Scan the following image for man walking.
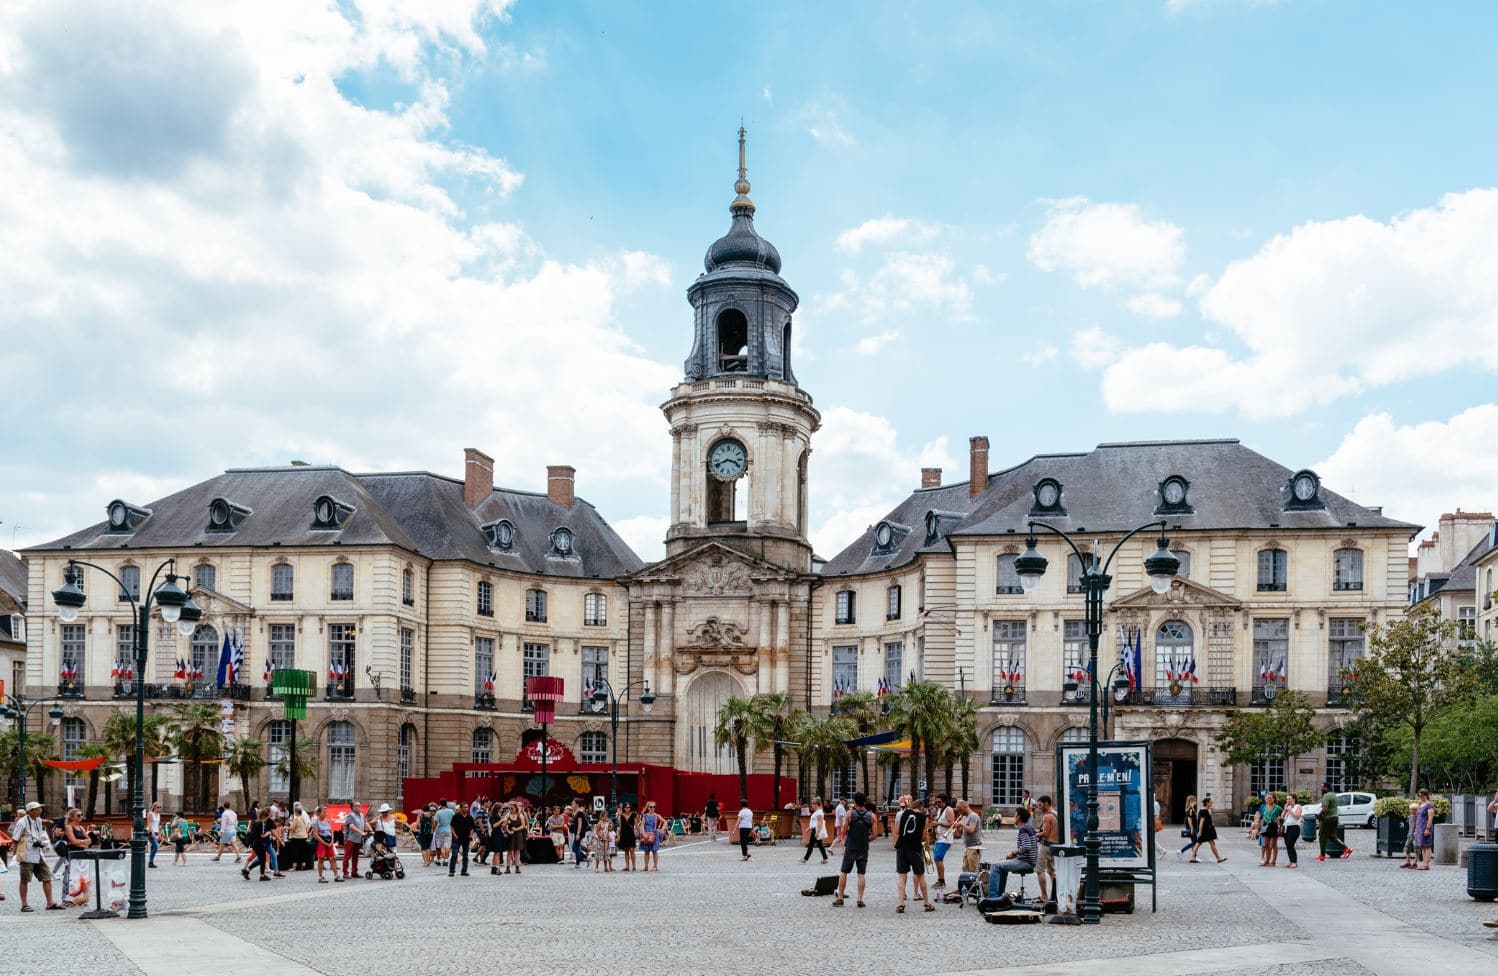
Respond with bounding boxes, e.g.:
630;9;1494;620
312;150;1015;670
832;797;848;852
704;793;720;841
341;803;366;880
1034;796;1058;907
832;793;874;908
449;802;473;877
12;802;59;912
802;800;829;863
1315;782;1346;861
894;794;933;913
930;795;955;889
213;801;241;863
570;800;591;868
736;797;754;861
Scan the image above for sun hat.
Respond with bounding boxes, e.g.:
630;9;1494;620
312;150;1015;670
25;801;43;811
378;803;392;813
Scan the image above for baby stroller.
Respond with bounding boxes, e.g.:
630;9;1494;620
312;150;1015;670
365;837;406;880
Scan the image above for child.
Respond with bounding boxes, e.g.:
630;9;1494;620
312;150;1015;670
595;817;616;873
169;812;193;866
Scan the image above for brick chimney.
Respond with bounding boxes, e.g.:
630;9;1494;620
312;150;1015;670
969;436;989;498
547;465;576;508
921;467;942;489
463;448;494;508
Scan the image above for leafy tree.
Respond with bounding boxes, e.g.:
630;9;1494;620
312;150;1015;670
102;711;141;813
714;695;757;803
168;703;224;812
1381;696;1498;793
273;738;319;789
1215;690;1325;784
833;690;881;797
0;729;57;809
1345;606;1482;795
746;693;801;807
948;694;980;801
798;713;853;800
888;681;949;796
141;713;173;804
225;737;267;809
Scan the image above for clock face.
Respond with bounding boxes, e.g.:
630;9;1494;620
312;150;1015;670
109;502;127;527
1293;474;1317;501
1163;479;1186;505
496;522;513;547
709;439;748;480
553;528;573;554
875;523;893;547
1037;481;1059;508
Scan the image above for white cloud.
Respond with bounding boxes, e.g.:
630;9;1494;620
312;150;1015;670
1069;328;1123;371
1099;187;1498;418
808;407;956;556
1028;196;1185;289
853;330;900;355
798;100;855;145
0;0;679;548
1022;344;1059;367
1315;407;1498;528
1125;292;1182;319
822;251;975;323
613;515;669;564
761;85;772;104
834;215;940;255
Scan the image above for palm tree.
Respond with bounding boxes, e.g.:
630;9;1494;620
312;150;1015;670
889;681;949;798
273;738;319;793
0;730;57;809
141;713;172;804
949;694;980;801
224;737;267;809
102;711;139;814
834;691;881;797
714;695;757;803
76;742;111;818
747;693;800;807
168;703;224;812
800;713;854;800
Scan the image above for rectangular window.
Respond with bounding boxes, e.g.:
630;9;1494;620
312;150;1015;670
886;585;901;621
1333;549;1363;591
119;565;140;602
116;625;135;679
330;563;354;601
61;623;86;678
270;564;294;601
996;554;1022;594
883;641;903;691
523;642;550;678
991;620;1027;694
525;589;547;623
832;645;858;694
1257;549;1287;592
327;724;356;801
1457;606;1477;647
582;645;609;693
835;590;856;625
195;564;216;591
916;636;925;681
328;623;356;696
1063;620;1087;702
399;628;414;689
1066;553;1084;594
268;624;296;671
584;592;607;627
397;726;411;796
1172;550;1191;580
1249;758;1287;798
1327;618;1363;693
1253;618;1289;698
268;721;291;793
476;580;493;617
474;636;494;696
1324;733;1360;792
991;728;1026;807
402;570;414;606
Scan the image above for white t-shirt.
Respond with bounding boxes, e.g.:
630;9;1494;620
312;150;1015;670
937;806;958;841
834;803;847;828
148;811;161;836
737;806;753;830
810;808;827;840
219;809;238;833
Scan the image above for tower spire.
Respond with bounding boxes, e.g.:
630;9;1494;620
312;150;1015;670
731;125;755;215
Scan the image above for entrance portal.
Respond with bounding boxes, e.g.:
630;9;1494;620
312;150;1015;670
676;670;747;773
1152;738;1199;823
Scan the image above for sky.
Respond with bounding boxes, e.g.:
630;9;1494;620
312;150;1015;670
4;0;1498;564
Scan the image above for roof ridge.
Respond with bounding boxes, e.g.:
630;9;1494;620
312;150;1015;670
1095;438;1240;448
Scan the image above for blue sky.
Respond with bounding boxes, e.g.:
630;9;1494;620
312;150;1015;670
3;0;1498;560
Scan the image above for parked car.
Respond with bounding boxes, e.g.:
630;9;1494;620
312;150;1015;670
1301;791;1377;827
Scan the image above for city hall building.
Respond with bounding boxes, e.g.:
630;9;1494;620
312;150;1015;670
22;137;1418;818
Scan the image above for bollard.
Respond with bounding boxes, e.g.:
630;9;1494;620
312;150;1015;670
1433;823;1459;865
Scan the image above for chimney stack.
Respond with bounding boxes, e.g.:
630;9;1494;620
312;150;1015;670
969;436;989;498
547;465;576;508
921;467;942;489
463;448;494;508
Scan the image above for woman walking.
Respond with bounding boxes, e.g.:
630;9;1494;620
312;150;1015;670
802;800;830;864
639;801;665;872
416;804;435;867
312;805;341;883
1260;792;1283;867
241;808;271;881
1189;797;1226;863
617;803;638;872
147;802;162;868
1282;795;1303;868
168;812;192;866
1176;795;1198;861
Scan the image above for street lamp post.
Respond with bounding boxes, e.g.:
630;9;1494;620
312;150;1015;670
589;678;655;813
1066;663;1133;740
52;560;201;920
1015;520;1178;925
0;693;67;811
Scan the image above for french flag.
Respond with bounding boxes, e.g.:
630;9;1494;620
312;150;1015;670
263;658;273;683
110;660;121;679
1188;657;1200;686
1277;658;1288;684
485;671;496;692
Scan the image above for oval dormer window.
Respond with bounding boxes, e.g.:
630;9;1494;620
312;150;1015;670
209;499;231;528
316;498;334;525
552;527;574;555
875;522;894;549
109;501;128;528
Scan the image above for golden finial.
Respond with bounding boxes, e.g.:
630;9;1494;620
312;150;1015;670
732;125;754;214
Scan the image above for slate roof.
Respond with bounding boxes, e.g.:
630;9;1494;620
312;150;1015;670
1416;531;1497;599
27;466;643;579
821;439;1420;577
0;549;26;607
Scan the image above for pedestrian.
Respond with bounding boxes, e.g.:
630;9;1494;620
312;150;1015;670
12;801;61;911
617;803;638;872
59;808;92;903
1399;802;1420;867
287;801;313;871
704;793;720;841
1412;789;1435;870
1315;782;1350;861
432;800;454;867
830;792;874;908
1177;795;1198;861
736;797;754;861
268;807;285;877
241;808;271;881
213;801;242;863
416;804;435;866
930;795;956;889
1259;792;1283;867
1189;797;1226;862
568;800;591;869
503;802;525;874
894;794;933;913
1282;794;1302;868
985;806;1038;905
312;805;340;882
1488;788;1498;843
168;811;192;866
546;806;566;863
638;800;664;872
832;797;848;851
1021;789;1034;813
1034;795;1058;906
473;799;491;866
341;802;366;880
147;801;162;868
955;799;984;874
802;801;830;863
449;801;473;877
593;816;615;873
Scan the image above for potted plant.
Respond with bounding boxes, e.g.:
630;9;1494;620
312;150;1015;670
1373;796;1411;857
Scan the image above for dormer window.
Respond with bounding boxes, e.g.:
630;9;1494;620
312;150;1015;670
925;511;940;542
1156;476;1194;515
483;519;515;551
105;499;152;534
871;520;907;556
550;527;575;557
207;497;252;533
1284;469;1324;511
1030;478;1065;516
311;495;355;530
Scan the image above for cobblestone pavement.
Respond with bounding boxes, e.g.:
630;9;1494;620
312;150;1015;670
1;829;1492;976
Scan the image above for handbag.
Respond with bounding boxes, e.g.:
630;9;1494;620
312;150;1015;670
642;831;656;845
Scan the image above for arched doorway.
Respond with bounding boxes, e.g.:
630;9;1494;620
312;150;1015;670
677;670;746;773
1153;738;1198;823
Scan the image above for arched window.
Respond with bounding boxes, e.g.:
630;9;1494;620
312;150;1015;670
331;562;354;601
716;308;748;372
1332;548;1363;591
990;728;1027;807
327;721;356;800
476;580;493;617
1059;726;1089;745
584;592;607;627
525;588;547;623
579;731;608;764
1066;553;1084;594
1155;620;1194;701
397;724;415;797
267;719;293;793
195;563;216;591
270;563;294;601
471;727;493;764
1256;548;1287;592
61;717;87;790
119;565;140;602
191;625;219;680
402;567;415;606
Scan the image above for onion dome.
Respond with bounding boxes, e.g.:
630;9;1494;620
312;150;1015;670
703;127;782;274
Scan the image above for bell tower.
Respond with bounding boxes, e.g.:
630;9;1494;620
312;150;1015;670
664;128;819;571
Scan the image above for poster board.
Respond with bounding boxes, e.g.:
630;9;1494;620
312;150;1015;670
1055;739;1154;871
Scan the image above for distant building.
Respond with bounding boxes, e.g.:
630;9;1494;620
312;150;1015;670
1409;510;1497;652
1;549;26;702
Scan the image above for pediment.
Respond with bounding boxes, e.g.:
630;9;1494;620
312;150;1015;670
630;540;799;590
1109;576;1242;611
189;585;255;616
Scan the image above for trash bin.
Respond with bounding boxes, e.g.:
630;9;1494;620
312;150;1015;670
1376;813;1409;858
1051;845;1084;916
1468;843;1498;902
1302;814;1317;843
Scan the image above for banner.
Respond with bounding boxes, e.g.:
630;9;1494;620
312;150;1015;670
1055;739;1153;870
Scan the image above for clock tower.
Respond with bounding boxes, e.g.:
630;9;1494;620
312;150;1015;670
664;127;820;571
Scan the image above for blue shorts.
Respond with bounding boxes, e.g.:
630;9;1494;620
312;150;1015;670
932;841;951;862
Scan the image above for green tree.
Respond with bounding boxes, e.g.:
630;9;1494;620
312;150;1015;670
948;694;980;801
141;713;173;805
168;703;224;812
798;713;853;800
0;729;57;809
1215;690;1325;782
714;695;757;803
1346;606;1482;795
1382;695;1498;793
746;693;801;808
225;737;268;809
76;742;111;818
273;738;319;788
888;680;949;797
102;711;141;814
833;690;881;797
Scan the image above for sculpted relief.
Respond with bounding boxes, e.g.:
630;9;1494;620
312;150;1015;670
682;552;753;595
684;616;748;649
676;615;757;676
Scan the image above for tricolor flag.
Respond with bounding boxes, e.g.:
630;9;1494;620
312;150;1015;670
1258;659;1270;683
485;671;496;692
1165;660;1176;683
60;659;75;680
174;659;185;680
1188;657;1200;685
263;658;273;683
329;662;340;682
216;632;235;686
1277;658;1287;684
111;660;121;679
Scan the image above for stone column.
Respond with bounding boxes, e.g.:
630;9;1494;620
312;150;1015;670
756;598;772;692
775;600;791;693
642;601;657;693
659;601;675;696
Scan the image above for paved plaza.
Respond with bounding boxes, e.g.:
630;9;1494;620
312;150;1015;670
3;829;1494;976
